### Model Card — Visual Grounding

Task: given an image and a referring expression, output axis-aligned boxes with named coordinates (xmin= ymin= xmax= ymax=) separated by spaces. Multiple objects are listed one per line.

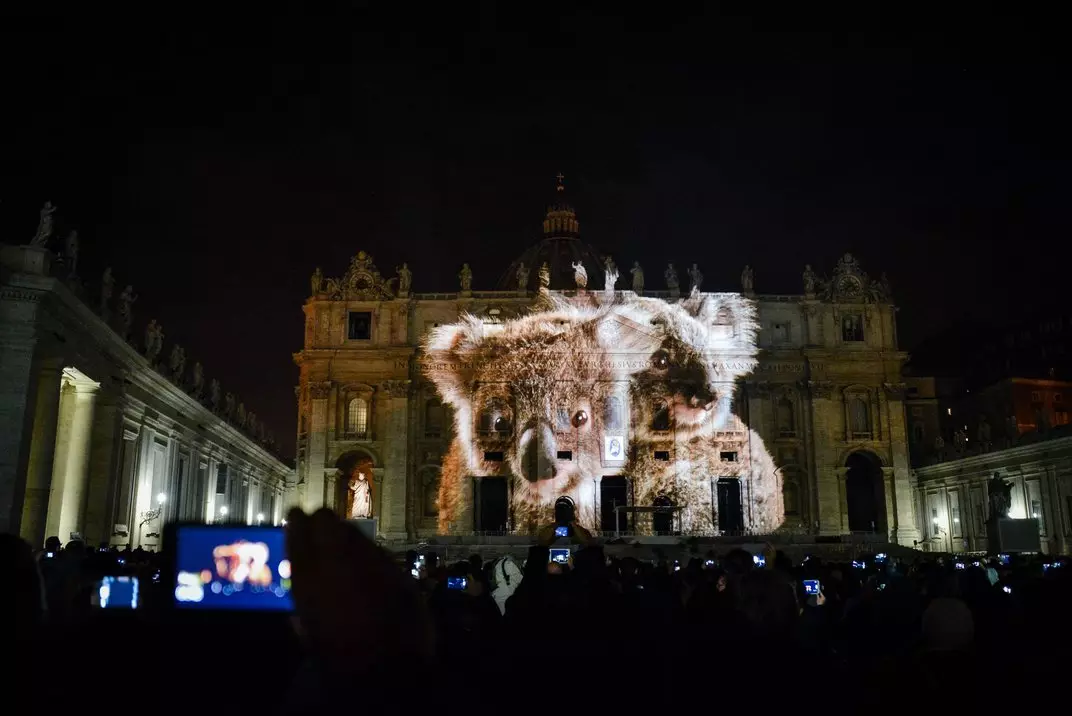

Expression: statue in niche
xmin=803 ymin=264 xmax=817 ymax=296
xmin=572 ymin=260 xmax=588 ymax=289
xmin=349 ymin=470 xmax=372 ymax=519
xmin=224 ymin=393 xmax=235 ymax=420
xmin=310 ymin=267 xmax=323 ymax=295
xmin=29 ymin=201 xmax=56 ymax=248
xmin=396 ymin=263 xmax=412 ymax=294
xmin=741 ymin=265 xmax=754 ymax=294
xmin=688 ymin=263 xmax=703 ymax=292
xmin=987 ymin=472 xmax=1012 ymax=521
xmin=458 ymin=263 xmax=472 ymax=292
xmin=237 ymin=402 xmax=247 ymax=428
xmin=100 ymin=267 xmax=115 ymax=320
xmin=538 ymin=262 xmax=550 ymax=290
xmin=631 ymin=261 xmax=644 ymax=294
xmin=64 ymin=230 xmax=79 ymax=275
xmin=664 ymin=263 xmax=679 ymax=291
xmin=117 ymin=285 xmax=137 ymax=338
xmin=516 ymin=262 xmax=529 ymax=291
xmin=168 ymin=344 xmax=186 ymax=384
xmin=191 ymin=362 xmax=205 ymax=399
xmin=209 ymin=379 xmax=221 ymax=411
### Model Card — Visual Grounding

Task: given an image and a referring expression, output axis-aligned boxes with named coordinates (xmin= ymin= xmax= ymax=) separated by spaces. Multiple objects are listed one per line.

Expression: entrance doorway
xmin=845 ymin=451 xmax=886 ymax=533
xmin=600 ymin=477 xmax=628 ymax=532
xmin=717 ymin=478 xmax=744 ymax=533
xmin=652 ymin=494 xmax=674 ymax=534
xmin=479 ymin=477 xmax=509 ymax=532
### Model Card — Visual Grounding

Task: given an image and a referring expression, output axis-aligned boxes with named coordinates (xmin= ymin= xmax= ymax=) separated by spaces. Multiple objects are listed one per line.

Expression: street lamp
xmin=256 ymin=513 xmax=265 ymax=523
xmin=219 ymin=505 xmax=229 ymax=516
xmin=156 ymin=492 xmax=167 ymax=505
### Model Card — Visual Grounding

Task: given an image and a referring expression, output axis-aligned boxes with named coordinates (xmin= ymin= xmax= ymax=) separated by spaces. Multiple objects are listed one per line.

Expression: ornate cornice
xmin=381 ymin=379 xmax=411 ymax=398
xmin=308 ymin=381 xmax=332 ymax=399
xmin=807 ymin=380 xmax=835 ymax=399
xmin=883 ymin=382 xmax=907 ymax=398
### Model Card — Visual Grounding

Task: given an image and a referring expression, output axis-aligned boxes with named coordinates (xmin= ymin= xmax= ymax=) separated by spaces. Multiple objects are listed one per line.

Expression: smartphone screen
xmin=446 ymin=576 xmax=467 ymax=590
xmin=173 ymin=525 xmax=293 ymax=612
xmin=92 ymin=576 xmax=139 ymax=609
xmin=803 ymin=579 xmax=820 ymax=596
xmin=554 ymin=525 xmax=569 ymax=538
xmin=752 ymin=554 xmax=766 ymax=568
xmin=549 ymin=548 xmax=570 ymax=565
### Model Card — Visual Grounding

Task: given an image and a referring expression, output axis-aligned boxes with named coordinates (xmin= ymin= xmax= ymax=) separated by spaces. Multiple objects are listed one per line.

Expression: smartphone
xmin=874 ymin=552 xmax=887 ymax=563
xmin=998 ymin=554 xmax=1010 ymax=566
xmin=852 ymin=560 xmax=866 ymax=569
xmin=45 ymin=551 xmax=55 ymax=559
xmin=674 ymin=560 xmax=681 ymax=572
xmin=170 ymin=524 xmax=293 ymax=612
xmin=803 ymin=579 xmax=820 ymax=596
xmin=954 ymin=562 xmax=965 ymax=570
xmin=410 ymin=568 xmax=420 ymax=579
xmin=1003 ymin=585 xmax=1012 ymax=594
xmin=446 ymin=576 xmax=467 ymax=591
xmin=549 ymin=548 xmax=570 ymax=565
xmin=91 ymin=576 xmax=139 ymax=609
xmin=752 ymin=554 xmax=766 ymax=568
xmin=704 ymin=559 xmax=715 ymax=568
xmin=554 ymin=525 xmax=569 ymax=538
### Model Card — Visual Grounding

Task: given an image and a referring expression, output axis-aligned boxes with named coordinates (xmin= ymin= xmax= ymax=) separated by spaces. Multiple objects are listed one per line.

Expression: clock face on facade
xmin=837 ymin=275 xmax=861 ymax=297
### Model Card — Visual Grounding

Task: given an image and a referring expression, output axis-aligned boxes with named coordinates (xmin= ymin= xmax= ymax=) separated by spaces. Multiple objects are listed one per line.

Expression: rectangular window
xmin=841 ymin=314 xmax=865 ymax=342
xmin=948 ymin=490 xmax=962 ymax=539
xmin=719 ymin=451 xmax=738 ymax=463
xmin=348 ymin=311 xmax=372 ymax=340
xmin=556 ymin=451 xmax=573 ymax=460
xmin=215 ymin=465 xmax=227 ymax=495
xmin=1030 ymin=391 xmax=1041 ymax=403
xmin=483 ymin=451 xmax=504 ymax=462
xmin=1026 ymin=480 xmax=1045 ymax=535
xmin=654 ymin=450 xmax=671 ymax=461
xmin=1055 ymin=410 xmax=1069 ymax=426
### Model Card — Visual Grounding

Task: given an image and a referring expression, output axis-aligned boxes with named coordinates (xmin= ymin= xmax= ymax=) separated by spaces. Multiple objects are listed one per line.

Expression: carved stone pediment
xmin=322 ymin=250 xmax=396 ymax=301
xmin=816 ymin=252 xmax=891 ymax=304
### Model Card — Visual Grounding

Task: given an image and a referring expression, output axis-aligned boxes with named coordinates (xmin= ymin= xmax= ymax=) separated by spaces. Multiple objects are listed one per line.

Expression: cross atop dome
xmin=556 ymin=172 xmax=565 ymax=191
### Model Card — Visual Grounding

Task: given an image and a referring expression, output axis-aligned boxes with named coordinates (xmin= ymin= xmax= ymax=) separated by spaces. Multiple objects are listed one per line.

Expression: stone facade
xmin=913 ymin=434 xmax=1072 ymax=555
xmin=294 ymin=194 xmax=918 ymax=545
xmin=2 ymin=240 xmax=290 ymax=550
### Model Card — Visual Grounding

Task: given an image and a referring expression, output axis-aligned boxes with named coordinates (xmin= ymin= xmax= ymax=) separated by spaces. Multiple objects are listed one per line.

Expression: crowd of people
xmin=5 ymin=510 xmax=1069 ymax=712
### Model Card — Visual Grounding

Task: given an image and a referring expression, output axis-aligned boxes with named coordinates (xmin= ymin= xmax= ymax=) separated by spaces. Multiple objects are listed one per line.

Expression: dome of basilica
xmin=497 ymin=176 xmax=610 ymax=292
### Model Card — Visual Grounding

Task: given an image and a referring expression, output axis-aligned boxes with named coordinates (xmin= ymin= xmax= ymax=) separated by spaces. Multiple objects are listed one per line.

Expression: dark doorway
xmin=717 ymin=478 xmax=744 ymax=533
xmin=479 ymin=477 xmax=508 ymax=533
xmin=845 ymin=451 xmax=886 ymax=533
xmin=600 ymin=477 xmax=628 ymax=532
xmin=652 ymin=494 xmax=674 ymax=534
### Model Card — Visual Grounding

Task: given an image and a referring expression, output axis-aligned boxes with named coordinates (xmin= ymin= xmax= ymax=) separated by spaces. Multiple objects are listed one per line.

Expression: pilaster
xmin=305 ymin=381 xmax=331 ymax=511
xmin=46 ymin=376 xmax=100 ymax=542
xmin=380 ymin=380 xmax=410 ymax=538
xmin=83 ymin=389 xmax=125 ymax=545
xmin=19 ymin=357 xmax=65 ymax=548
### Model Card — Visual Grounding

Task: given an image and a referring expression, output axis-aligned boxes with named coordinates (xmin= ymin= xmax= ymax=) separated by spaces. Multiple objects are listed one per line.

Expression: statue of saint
xmin=803 ymin=264 xmax=816 ymax=295
xmin=349 ymin=471 xmax=372 ymax=519
xmin=572 ymin=261 xmax=588 ymax=289
xmin=977 ymin=415 xmax=992 ymax=451
xmin=396 ymin=263 xmax=412 ymax=294
xmin=458 ymin=263 xmax=472 ymax=292
xmin=191 ymin=362 xmax=204 ymax=399
xmin=144 ymin=320 xmax=161 ymax=360
xmin=236 ymin=402 xmax=247 ymax=428
xmin=64 ymin=230 xmax=79 ymax=275
xmin=29 ymin=201 xmax=56 ymax=248
xmin=631 ymin=261 xmax=644 ymax=294
xmin=538 ymin=262 xmax=550 ymax=290
xmin=248 ymin=413 xmax=258 ymax=435
xmin=741 ymin=265 xmax=754 ymax=294
xmin=933 ymin=434 xmax=945 ymax=461
xmin=168 ymin=344 xmax=186 ymax=383
xmin=688 ymin=263 xmax=703 ymax=292
xmin=310 ymin=267 xmax=323 ymax=296
xmin=100 ymin=267 xmax=115 ymax=320
xmin=603 ymin=256 xmax=618 ymax=290
xmin=224 ymin=393 xmax=236 ymax=420
xmin=117 ymin=285 xmax=137 ymax=338
xmin=516 ymin=262 xmax=529 ymax=291
xmin=209 ymin=379 xmax=221 ymax=411
xmin=987 ymin=472 xmax=1012 ymax=521
xmin=664 ymin=263 xmax=679 ymax=291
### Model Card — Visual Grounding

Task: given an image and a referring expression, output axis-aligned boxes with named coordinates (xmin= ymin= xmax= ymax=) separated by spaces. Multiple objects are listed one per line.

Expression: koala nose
xmin=523 ymin=421 xmax=560 ymax=481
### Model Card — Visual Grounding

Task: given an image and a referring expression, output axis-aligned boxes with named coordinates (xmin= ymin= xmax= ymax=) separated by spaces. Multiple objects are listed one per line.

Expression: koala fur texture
xmin=423 ymin=289 xmax=784 ymax=534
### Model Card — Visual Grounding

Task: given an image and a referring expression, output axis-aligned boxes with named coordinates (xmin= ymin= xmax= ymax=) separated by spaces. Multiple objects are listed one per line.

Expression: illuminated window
xmin=347 ymin=398 xmax=369 ymax=437
xmin=604 ymin=396 xmax=623 ymax=431
xmin=1030 ymin=391 xmax=1041 ymax=403
xmin=1056 ymin=410 xmax=1069 ymax=426
xmin=841 ymin=314 xmax=864 ymax=342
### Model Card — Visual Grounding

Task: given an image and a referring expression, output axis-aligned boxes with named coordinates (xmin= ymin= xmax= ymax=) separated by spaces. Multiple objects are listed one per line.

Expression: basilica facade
xmin=293 ymin=185 xmax=919 ymax=545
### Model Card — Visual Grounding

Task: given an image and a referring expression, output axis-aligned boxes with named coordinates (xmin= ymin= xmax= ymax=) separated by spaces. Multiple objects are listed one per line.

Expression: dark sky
xmin=2 ymin=5 xmax=1067 ymax=459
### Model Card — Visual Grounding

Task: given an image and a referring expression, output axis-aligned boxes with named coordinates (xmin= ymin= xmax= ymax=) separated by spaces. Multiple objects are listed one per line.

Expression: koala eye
xmin=572 ymin=410 xmax=589 ymax=428
xmin=494 ymin=416 xmax=512 ymax=433
xmin=652 ymin=350 xmax=670 ymax=370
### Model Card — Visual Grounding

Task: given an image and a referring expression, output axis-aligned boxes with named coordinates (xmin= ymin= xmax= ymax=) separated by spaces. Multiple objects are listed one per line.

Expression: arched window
xmin=652 ymin=400 xmax=671 ymax=432
xmin=347 ymin=398 xmax=369 ymax=438
xmin=849 ymin=397 xmax=870 ymax=438
xmin=777 ymin=396 xmax=795 ymax=436
xmin=712 ymin=307 xmax=734 ymax=339
xmin=783 ymin=478 xmax=800 ymax=516
xmin=604 ymin=396 xmax=623 ymax=431
xmin=425 ymin=399 xmax=444 ymax=437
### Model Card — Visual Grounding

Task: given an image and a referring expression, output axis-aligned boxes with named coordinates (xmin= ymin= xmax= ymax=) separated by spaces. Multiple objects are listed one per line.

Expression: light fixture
xmin=932 ymin=516 xmax=940 ymax=525
xmin=281 ymin=519 xmax=287 ymax=526
xmin=953 ymin=517 xmax=960 ymax=523
xmin=256 ymin=513 xmax=265 ymax=523
xmin=156 ymin=492 xmax=167 ymax=505
xmin=219 ymin=506 xmax=229 ymax=516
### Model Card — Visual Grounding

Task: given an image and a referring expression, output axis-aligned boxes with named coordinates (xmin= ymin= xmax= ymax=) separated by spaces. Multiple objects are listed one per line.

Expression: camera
xmin=554 ymin=525 xmax=569 ymax=538
xmin=446 ymin=576 xmax=467 ymax=591
xmin=803 ymin=579 xmax=821 ymax=596
xmin=549 ymin=548 xmax=570 ymax=565
xmin=91 ymin=576 xmax=139 ymax=609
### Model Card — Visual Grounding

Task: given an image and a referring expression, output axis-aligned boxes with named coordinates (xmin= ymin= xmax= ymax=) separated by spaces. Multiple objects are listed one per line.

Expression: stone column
xmin=83 ymin=391 xmax=127 ymax=545
xmin=884 ymin=385 xmax=920 ymax=545
xmin=19 ymin=357 xmax=65 ymax=548
xmin=808 ymin=382 xmax=842 ymax=535
xmin=592 ymin=476 xmax=602 ymax=532
xmin=46 ymin=376 xmax=100 ymax=542
xmin=833 ymin=467 xmax=849 ymax=534
xmin=380 ymin=381 xmax=410 ymax=538
xmin=304 ymin=382 xmax=331 ymax=511
xmin=0 ymin=325 xmax=41 ymax=536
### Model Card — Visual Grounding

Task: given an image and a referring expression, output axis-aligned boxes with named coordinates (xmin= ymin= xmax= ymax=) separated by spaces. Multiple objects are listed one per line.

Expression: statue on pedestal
xmin=987 ymin=472 xmax=1012 ymax=521
xmin=603 ymin=256 xmax=618 ymax=291
xmin=631 ymin=261 xmax=644 ymax=294
xmin=236 ymin=402 xmax=247 ymax=428
xmin=29 ymin=201 xmax=56 ymax=248
xmin=572 ymin=261 xmax=588 ymax=289
xmin=803 ymin=264 xmax=817 ymax=297
xmin=516 ymin=262 xmax=529 ymax=291
xmin=191 ymin=362 xmax=205 ymax=400
xmin=64 ymin=230 xmax=79 ymax=276
xmin=100 ymin=267 xmax=115 ymax=320
xmin=310 ymin=267 xmax=323 ymax=296
xmin=349 ymin=471 xmax=372 ymax=519
xmin=741 ymin=265 xmax=754 ymax=294
xmin=664 ymin=263 xmax=679 ymax=291
xmin=209 ymin=379 xmax=221 ymax=412
xmin=538 ymin=262 xmax=550 ymax=290
xmin=396 ymin=263 xmax=412 ymax=294
xmin=458 ymin=263 xmax=472 ymax=292
xmin=168 ymin=344 xmax=186 ymax=384
xmin=977 ymin=415 xmax=992 ymax=452
xmin=144 ymin=320 xmax=164 ymax=362
xmin=224 ymin=393 xmax=235 ymax=421
xmin=688 ymin=263 xmax=703 ymax=292
xmin=117 ymin=285 xmax=137 ymax=339
xmin=933 ymin=434 xmax=945 ymax=462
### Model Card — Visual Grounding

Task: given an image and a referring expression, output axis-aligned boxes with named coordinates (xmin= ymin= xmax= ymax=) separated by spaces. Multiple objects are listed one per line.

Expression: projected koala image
xmin=423 ymin=290 xmax=783 ymax=534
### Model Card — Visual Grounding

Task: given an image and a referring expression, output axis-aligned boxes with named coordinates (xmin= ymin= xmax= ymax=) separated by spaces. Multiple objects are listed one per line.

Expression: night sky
xmin=2 ymin=6 xmax=1066 ymax=459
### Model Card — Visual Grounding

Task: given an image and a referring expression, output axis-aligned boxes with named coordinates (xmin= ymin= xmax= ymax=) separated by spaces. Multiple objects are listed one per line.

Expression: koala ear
xmin=422 ymin=315 xmax=484 ymax=408
xmin=424 ymin=315 xmax=483 ymax=354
